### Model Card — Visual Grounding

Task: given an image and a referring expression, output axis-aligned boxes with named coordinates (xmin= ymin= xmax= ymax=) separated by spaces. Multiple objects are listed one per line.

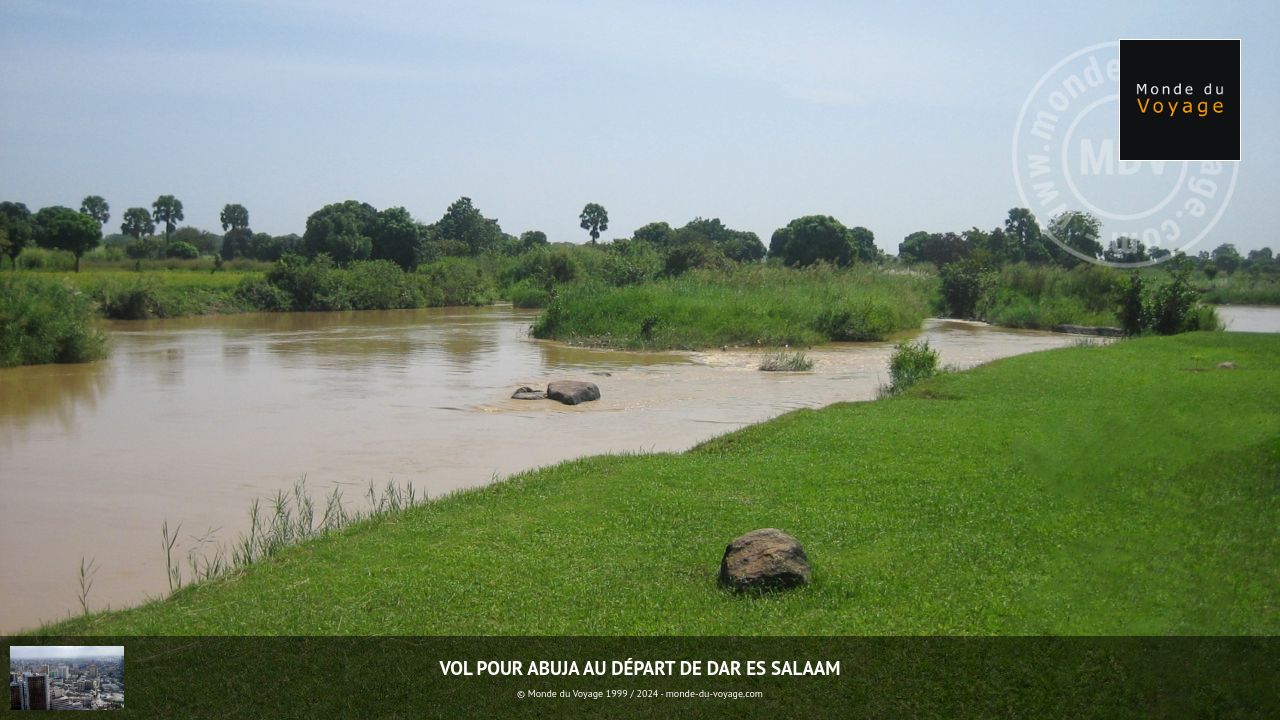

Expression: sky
xmin=1 ymin=0 xmax=1277 ymax=253
xmin=10 ymin=645 xmax=123 ymax=660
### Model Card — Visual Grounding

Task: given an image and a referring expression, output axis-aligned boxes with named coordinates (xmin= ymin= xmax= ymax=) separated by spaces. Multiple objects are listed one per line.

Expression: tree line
xmin=3 ymin=193 xmax=1273 ymax=278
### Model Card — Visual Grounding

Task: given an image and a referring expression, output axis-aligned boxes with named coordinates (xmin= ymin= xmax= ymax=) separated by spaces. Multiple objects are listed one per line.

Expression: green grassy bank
xmin=37 ymin=332 xmax=1279 ymax=635
xmin=533 ymin=264 xmax=937 ymax=349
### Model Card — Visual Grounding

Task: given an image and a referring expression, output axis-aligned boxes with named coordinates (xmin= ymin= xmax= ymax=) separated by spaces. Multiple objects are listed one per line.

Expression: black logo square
xmin=1119 ymin=39 xmax=1240 ymax=161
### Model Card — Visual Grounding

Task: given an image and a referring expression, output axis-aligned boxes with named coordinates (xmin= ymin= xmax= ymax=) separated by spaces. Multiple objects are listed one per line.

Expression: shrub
xmin=0 ymin=275 xmax=107 ymax=366
xmin=165 ymin=240 xmax=200 ymax=259
xmin=939 ymin=260 xmax=991 ymax=319
xmin=814 ymin=301 xmax=897 ymax=341
xmin=509 ymin=278 xmax=551 ymax=308
xmin=266 ymin=254 xmax=351 ymax=311
xmin=125 ymin=237 xmax=166 ymax=260
xmin=235 ymin=277 xmax=293 ymax=312
xmin=419 ymin=257 xmax=495 ymax=306
xmin=1119 ymin=272 xmax=1145 ymax=336
xmin=345 ymin=260 xmax=426 ymax=310
xmin=886 ymin=340 xmax=940 ymax=395
xmin=1147 ymin=264 xmax=1204 ymax=335
xmin=94 ymin=275 xmax=163 ymax=319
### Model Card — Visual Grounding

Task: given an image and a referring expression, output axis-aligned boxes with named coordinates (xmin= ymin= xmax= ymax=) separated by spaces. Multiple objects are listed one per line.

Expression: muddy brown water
xmin=1215 ymin=305 xmax=1280 ymax=333
xmin=1 ymin=307 xmax=1114 ymax=632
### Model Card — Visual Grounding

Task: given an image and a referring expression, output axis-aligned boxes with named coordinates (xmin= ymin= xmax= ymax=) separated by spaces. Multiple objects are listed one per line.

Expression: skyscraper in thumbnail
xmin=26 ymin=674 xmax=51 ymax=710
xmin=9 ymin=675 xmax=22 ymax=710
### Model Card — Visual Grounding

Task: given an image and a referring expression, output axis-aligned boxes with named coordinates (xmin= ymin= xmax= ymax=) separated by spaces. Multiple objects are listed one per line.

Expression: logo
xmin=1012 ymin=41 xmax=1238 ymax=268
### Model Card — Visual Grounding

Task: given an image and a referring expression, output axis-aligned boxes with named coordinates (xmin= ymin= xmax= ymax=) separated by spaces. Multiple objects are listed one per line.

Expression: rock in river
xmin=511 ymin=386 xmax=547 ymax=400
xmin=546 ymin=380 xmax=601 ymax=405
xmin=718 ymin=528 xmax=811 ymax=592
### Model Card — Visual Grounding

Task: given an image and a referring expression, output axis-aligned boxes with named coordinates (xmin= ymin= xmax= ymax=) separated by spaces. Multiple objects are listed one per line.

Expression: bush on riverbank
xmin=532 ymin=264 xmax=936 ymax=349
xmin=973 ymin=263 xmax=1122 ymax=329
xmin=0 ymin=275 xmax=106 ymax=366
xmin=885 ymin=339 xmax=940 ymax=395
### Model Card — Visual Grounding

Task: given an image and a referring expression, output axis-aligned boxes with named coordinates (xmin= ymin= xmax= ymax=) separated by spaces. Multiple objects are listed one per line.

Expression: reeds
xmin=160 ymin=477 xmax=425 ymax=596
xmin=758 ymin=349 xmax=814 ymax=371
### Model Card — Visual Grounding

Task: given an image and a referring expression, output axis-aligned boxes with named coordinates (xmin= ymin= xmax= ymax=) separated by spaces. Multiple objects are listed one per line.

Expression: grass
xmin=533 ymin=264 xmax=937 ymax=350
xmin=64 ymin=270 xmax=259 ymax=318
xmin=0 ymin=274 xmax=108 ymax=366
xmin=1200 ymin=272 xmax=1280 ymax=305
xmin=758 ymin=349 xmax=813 ymax=371
xmin=33 ymin=331 xmax=1279 ymax=636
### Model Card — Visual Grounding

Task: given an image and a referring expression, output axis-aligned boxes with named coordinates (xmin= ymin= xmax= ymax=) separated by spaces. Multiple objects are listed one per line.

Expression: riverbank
xmin=33 ymin=331 xmax=1278 ymax=635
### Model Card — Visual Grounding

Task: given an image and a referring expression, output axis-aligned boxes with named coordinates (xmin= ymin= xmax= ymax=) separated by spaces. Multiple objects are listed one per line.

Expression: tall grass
xmin=533 ymin=263 xmax=936 ymax=349
xmin=163 ymin=478 xmax=426 ymax=593
xmin=0 ymin=275 xmax=107 ymax=366
xmin=978 ymin=263 xmax=1122 ymax=329
xmin=1199 ymin=274 xmax=1280 ymax=305
xmin=759 ymin=349 xmax=814 ymax=371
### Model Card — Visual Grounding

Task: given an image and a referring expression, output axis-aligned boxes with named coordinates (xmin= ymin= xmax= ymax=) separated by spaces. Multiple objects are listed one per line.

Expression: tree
xmin=663 ymin=227 xmax=729 ymax=276
xmin=1211 ymin=243 xmax=1242 ymax=275
xmin=898 ymin=230 xmax=970 ymax=267
xmin=121 ymin=207 xmax=155 ymax=239
xmin=80 ymin=195 xmax=110 ymax=227
xmin=1247 ymin=247 xmax=1273 ymax=264
xmin=939 ymin=259 xmax=992 ymax=319
xmin=303 ymin=200 xmax=377 ymax=263
xmin=433 ymin=197 xmax=504 ymax=256
xmin=220 ymin=204 xmax=252 ymax=260
xmin=518 ymin=230 xmax=548 ymax=253
xmin=34 ymin=205 xmax=101 ymax=272
xmin=769 ymin=215 xmax=859 ymax=267
xmin=1046 ymin=211 xmax=1103 ymax=265
xmin=681 ymin=217 xmax=765 ymax=262
xmin=632 ymin=221 xmax=675 ymax=248
xmin=1103 ymin=236 xmax=1148 ymax=263
xmin=579 ymin=203 xmax=609 ymax=245
xmin=172 ymin=226 xmax=222 ymax=255
xmin=152 ymin=195 xmax=184 ymax=240
xmin=849 ymin=226 xmax=878 ymax=262
xmin=1002 ymin=208 xmax=1050 ymax=264
xmin=0 ymin=201 xmax=33 ymax=269
xmin=370 ymin=206 xmax=424 ymax=270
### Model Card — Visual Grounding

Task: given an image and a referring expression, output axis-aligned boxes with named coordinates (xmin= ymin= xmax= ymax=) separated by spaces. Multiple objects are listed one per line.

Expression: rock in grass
xmin=546 ymin=380 xmax=600 ymax=405
xmin=511 ymin=386 xmax=547 ymax=400
xmin=718 ymin=528 xmax=810 ymax=592
xmin=1218 ymin=361 xmax=1237 ymax=369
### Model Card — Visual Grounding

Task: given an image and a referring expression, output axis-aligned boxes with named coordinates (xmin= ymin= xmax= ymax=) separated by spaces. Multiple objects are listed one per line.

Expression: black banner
xmin=8 ymin=636 xmax=1280 ymax=718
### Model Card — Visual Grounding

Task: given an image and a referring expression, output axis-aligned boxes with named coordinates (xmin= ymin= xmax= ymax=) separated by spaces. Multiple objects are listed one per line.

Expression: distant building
xmin=9 ymin=677 xmax=21 ymax=710
xmin=27 ymin=674 xmax=51 ymax=710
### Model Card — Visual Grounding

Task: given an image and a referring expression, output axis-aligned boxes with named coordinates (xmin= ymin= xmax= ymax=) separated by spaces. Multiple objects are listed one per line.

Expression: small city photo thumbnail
xmin=9 ymin=646 xmax=124 ymax=711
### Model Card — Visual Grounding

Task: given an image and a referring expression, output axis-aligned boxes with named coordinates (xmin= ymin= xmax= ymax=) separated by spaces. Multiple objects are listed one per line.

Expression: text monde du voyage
xmin=1134 ymin=82 xmax=1228 ymax=118
xmin=439 ymin=659 xmax=841 ymax=677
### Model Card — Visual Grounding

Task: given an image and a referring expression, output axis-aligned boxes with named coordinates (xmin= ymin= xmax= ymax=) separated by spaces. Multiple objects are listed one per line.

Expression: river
xmin=1 ymin=305 xmax=1271 ymax=632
